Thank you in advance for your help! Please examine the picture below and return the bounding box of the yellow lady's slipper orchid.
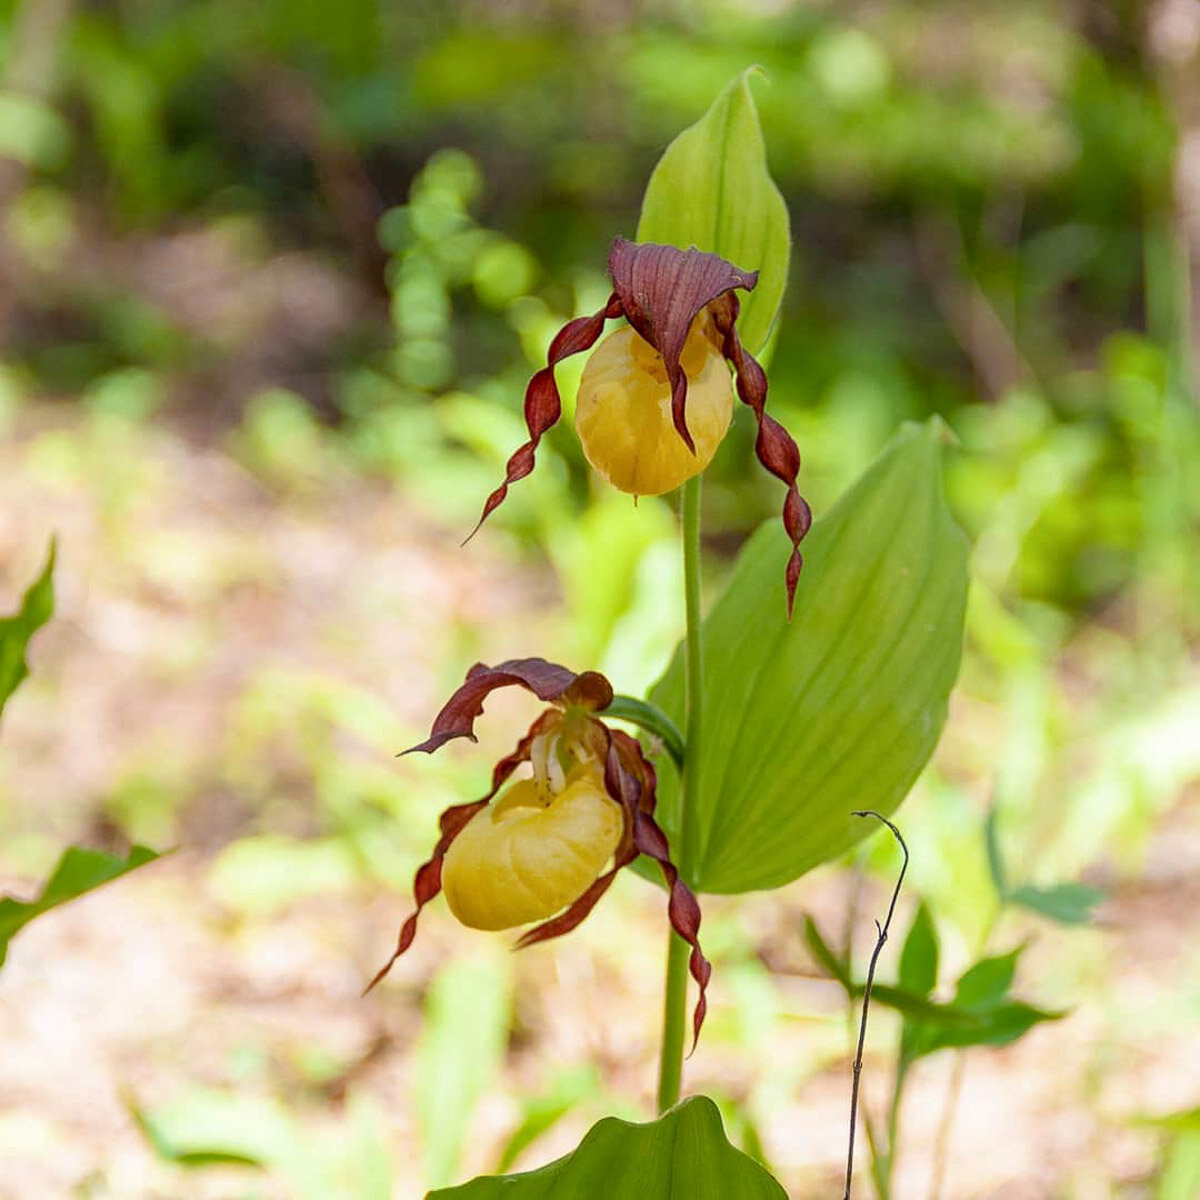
[366,657,711,1050]
[467,237,812,615]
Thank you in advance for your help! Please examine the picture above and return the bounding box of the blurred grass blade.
[125,1095,266,1169]
[647,420,969,894]
[636,67,789,354]
[0,844,158,968]
[418,953,514,1189]
[984,803,1009,899]
[495,1066,600,1173]
[0,539,55,721]
[430,1095,786,1198]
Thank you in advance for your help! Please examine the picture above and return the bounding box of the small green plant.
[0,542,158,969]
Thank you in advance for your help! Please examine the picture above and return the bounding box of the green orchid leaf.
[636,67,789,354]
[1009,881,1105,925]
[803,915,851,990]
[898,902,939,998]
[0,844,158,968]
[0,539,55,721]
[647,420,969,894]
[429,1095,786,1199]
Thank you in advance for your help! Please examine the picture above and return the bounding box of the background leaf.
[1009,882,1105,925]
[803,915,851,989]
[953,947,1022,1011]
[0,844,158,968]
[493,1066,601,1173]
[905,999,1064,1058]
[636,68,789,354]
[984,804,1008,898]
[429,1095,786,1198]
[646,420,969,893]
[898,902,939,997]
[0,539,55,721]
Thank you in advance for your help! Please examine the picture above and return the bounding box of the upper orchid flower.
[471,237,813,614]
[368,657,711,1048]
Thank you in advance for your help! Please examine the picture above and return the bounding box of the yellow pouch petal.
[442,774,624,931]
[574,320,734,497]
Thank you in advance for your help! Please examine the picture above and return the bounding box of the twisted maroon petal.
[366,717,552,991]
[467,296,623,538]
[405,658,614,755]
[363,796,488,993]
[604,727,658,815]
[710,293,812,618]
[513,852,633,949]
[608,238,757,453]
[634,810,712,1055]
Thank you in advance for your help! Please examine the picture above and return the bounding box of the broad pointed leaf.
[636,68,789,354]
[647,420,969,894]
[428,1096,785,1199]
[0,539,54,721]
[0,844,158,968]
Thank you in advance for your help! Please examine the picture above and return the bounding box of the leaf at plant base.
[0,539,54,721]
[898,902,939,997]
[429,1096,786,1199]
[636,68,789,354]
[0,844,158,968]
[418,954,514,1190]
[1009,881,1105,925]
[647,420,969,894]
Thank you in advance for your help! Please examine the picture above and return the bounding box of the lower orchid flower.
[470,237,813,615]
[367,657,711,1049]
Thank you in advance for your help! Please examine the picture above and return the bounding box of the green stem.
[601,695,685,770]
[656,474,704,1113]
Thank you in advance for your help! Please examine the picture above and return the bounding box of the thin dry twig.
[843,810,909,1200]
